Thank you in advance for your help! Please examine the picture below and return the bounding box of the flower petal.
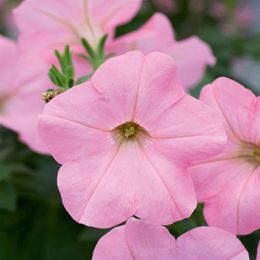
[14,0,80,35]
[58,142,196,228]
[147,94,226,166]
[136,143,197,223]
[132,51,184,126]
[200,164,260,235]
[109,13,175,54]
[38,83,116,164]
[89,0,142,32]
[168,36,216,90]
[200,77,256,143]
[92,218,175,260]
[176,226,249,260]
[93,219,249,260]
[92,51,147,122]
[0,36,16,91]
[92,226,133,260]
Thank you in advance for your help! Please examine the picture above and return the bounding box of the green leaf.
[81,38,96,59]
[48,46,76,89]
[97,34,108,59]
[0,181,17,211]
[75,73,93,85]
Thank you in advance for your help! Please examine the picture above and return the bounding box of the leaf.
[0,181,17,211]
[81,38,96,59]
[97,34,108,59]
[75,73,93,85]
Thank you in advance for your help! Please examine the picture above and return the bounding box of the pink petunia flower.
[14,0,215,89]
[0,36,49,153]
[92,218,249,260]
[38,51,226,228]
[189,77,260,235]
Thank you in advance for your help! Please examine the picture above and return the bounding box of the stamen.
[113,121,149,144]
[239,142,260,167]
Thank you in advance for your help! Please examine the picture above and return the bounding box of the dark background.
[0,0,259,259]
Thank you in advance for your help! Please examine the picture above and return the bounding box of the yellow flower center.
[240,143,260,167]
[113,121,149,144]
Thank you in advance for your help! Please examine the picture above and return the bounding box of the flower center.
[240,143,260,167]
[113,121,149,144]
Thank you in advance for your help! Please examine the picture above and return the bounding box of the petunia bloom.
[189,77,260,235]
[38,51,226,228]
[92,218,249,260]
[0,36,49,153]
[14,0,215,89]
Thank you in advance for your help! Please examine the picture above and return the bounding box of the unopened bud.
[42,88,64,103]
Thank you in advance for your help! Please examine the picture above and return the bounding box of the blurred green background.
[0,0,259,259]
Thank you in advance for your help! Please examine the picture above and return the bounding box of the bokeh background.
[0,0,259,259]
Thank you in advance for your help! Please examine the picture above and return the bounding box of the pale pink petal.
[168,36,216,90]
[201,164,260,234]
[93,219,248,260]
[145,94,226,166]
[14,0,142,49]
[0,36,16,91]
[136,143,197,223]
[234,167,260,234]
[176,226,249,260]
[4,76,49,153]
[89,0,142,32]
[92,226,133,260]
[58,142,196,228]
[200,77,256,143]
[131,51,184,125]
[38,83,115,164]
[91,51,146,123]
[92,50,183,124]
[0,38,49,154]
[92,218,175,260]
[109,13,175,55]
[14,0,80,35]
[189,156,244,201]
[248,97,260,145]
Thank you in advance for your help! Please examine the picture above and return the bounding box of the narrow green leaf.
[66,78,75,89]
[81,38,96,59]
[75,73,93,85]
[97,34,108,59]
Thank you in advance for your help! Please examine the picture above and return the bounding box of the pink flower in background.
[111,14,216,90]
[189,77,260,235]
[14,0,215,90]
[38,51,225,228]
[14,0,142,51]
[92,218,249,260]
[0,36,49,153]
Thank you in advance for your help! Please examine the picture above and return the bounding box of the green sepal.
[75,73,93,85]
